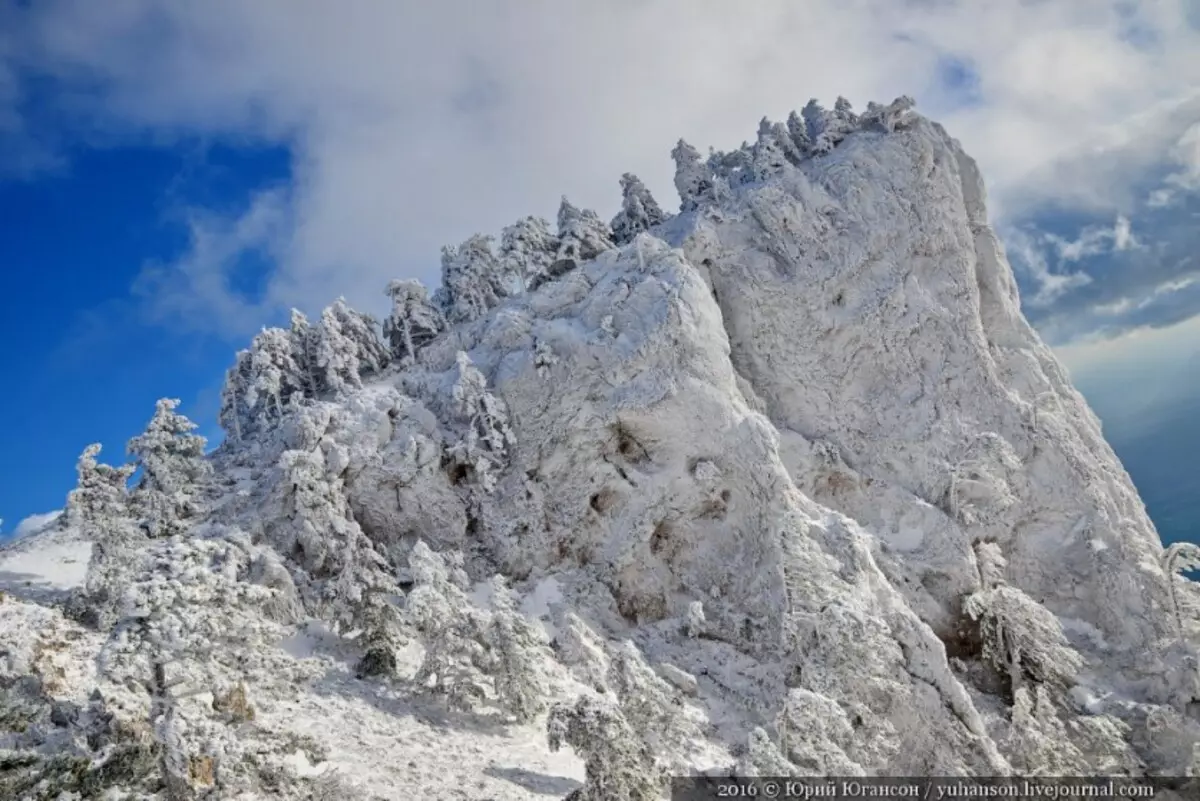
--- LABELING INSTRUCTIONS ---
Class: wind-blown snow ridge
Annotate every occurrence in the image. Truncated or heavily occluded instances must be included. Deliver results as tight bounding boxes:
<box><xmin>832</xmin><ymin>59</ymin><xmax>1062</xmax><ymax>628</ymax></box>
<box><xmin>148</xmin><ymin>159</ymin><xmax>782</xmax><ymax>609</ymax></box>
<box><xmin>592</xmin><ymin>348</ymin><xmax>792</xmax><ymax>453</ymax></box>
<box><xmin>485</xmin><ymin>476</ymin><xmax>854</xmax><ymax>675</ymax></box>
<box><xmin>4</xmin><ymin>96</ymin><xmax>1200</xmax><ymax>800</ymax></box>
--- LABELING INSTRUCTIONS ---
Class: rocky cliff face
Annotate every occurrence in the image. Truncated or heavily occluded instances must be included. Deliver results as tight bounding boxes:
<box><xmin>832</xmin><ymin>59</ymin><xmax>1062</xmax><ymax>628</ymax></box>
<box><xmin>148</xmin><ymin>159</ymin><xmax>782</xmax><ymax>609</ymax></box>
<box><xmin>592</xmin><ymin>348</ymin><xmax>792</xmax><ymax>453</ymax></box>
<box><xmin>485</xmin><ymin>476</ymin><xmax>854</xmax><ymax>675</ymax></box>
<box><xmin>3</xmin><ymin>100</ymin><xmax>1199</xmax><ymax>800</ymax></box>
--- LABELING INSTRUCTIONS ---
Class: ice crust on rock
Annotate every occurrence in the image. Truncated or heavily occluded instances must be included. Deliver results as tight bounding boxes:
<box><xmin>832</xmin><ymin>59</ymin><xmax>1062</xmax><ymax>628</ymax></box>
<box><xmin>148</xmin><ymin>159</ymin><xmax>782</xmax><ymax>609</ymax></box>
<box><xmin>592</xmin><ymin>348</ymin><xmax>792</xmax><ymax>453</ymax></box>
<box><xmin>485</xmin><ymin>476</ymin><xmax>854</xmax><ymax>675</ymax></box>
<box><xmin>3</xmin><ymin>97</ymin><xmax>1200</xmax><ymax>800</ymax></box>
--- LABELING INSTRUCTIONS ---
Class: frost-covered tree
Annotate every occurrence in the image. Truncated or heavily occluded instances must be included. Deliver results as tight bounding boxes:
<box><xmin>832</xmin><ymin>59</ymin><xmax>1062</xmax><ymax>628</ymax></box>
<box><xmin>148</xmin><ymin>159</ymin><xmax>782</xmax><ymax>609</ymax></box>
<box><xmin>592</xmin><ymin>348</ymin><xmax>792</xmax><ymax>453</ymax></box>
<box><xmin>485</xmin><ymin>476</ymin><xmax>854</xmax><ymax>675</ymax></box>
<box><xmin>770</xmin><ymin>120</ymin><xmax>804</xmax><ymax>165</ymax></box>
<box><xmin>736</xmin><ymin>727</ymin><xmax>798</xmax><ymax>778</ymax></box>
<box><xmin>833</xmin><ymin>96</ymin><xmax>859</xmax><ymax>128</ymax></box>
<box><xmin>218</xmin><ymin>349</ymin><xmax>253</xmax><ymax>443</ymax></box>
<box><xmin>219</xmin><ymin>321</ymin><xmax>312</xmax><ymax>441</ymax></box>
<box><xmin>801</xmin><ymin>98</ymin><xmax>858</xmax><ymax>155</ymax></box>
<box><xmin>67</xmin><ymin>444</ymin><xmax>140</xmax><ymax>630</ymax></box>
<box><xmin>312</xmin><ymin>299</ymin><xmax>389</xmax><ymax>395</ymax></box>
<box><xmin>811</xmin><ymin>96</ymin><xmax>860</xmax><ymax>153</ymax></box>
<box><xmin>786</xmin><ymin>109</ymin><xmax>811</xmax><ymax>154</ymax></box>
<box><xmin>529</xmin><ymin>197</ymin><xmax>615</xmax><ymax>290</ymax></box>
<box><xmin>487</xmin><ymin>576</ymin><xmax>552</xmax><ymax>722</ymax></box>
<box><xmin>446</xmin><ymin>351</ymin><xmax>517</xmax><ymax>492</ymax></box>
<box><xmin>606</xmin><ymin>640</ymin><xmax>689</xmax><ymax>756</ymax></box>
<box><xmin>383</xmin><ymin>279</ymin><xmax>445</xmax><ymax>366</ymax></box>
<box><xmin>547</xmin><ymin>694</ymin><xmax>664</xmax><ymax>801</ymax></box>
<box><xmin>271</xmin><ymin>443</ymin><xmax>396</xmax><ymax>635</ymax></box>
<box><xmin>550</xmin><ymin>605</ymin><xmax>610</xmax><ymax>689</ymax></box>
<box><xmin>801</xmin><ymin>99</ymin><xmax>828</xmax><ymax>150</ymax></box>
<box><xmin>963</xmin><ymin>550</ymin><xmax>1084</xmax><ymax>697</ymax></box>
<box><xmin>610</xmin><ymin>173</ymin><xmax>667</xmax><ymax>245</ymax></box>
<box><xmin>860</xmin><ymin>95</ymin><xmax>917</xmax><ymax>133</ymax></box>
<box><xmin>750</xmin><ymin>118</ymin><xmax>790</xmax><ymax>182</ymax></box>
<box><xmin>406</xmin><ymin>542</ymin><xmax>492</xmax><ymax>710</ymax></box>
<box><xmin>249</xmin><ymin>328</ymin><xmax>308</xmax><ymax>417</ymax></box>
<box><xmin>1162</xmin><ymin>542</ymin><xmax>1200</xmax><ymax>640</ymax></box>
<box><xmin>672</xmin><ymin>139</ymin><xmax>716</xmax><ymax>212</ymax></box>
<box><xmin>1003</xmin><ymin>684</ymin><xmax>1136</xmax><ymax>776</ymax></box>
<box><xmin>708</xmin><ymin>144</ymin><xmax>754</xmax><ymax>186</ymax></box>
<box><xmin>436</xmin><ymin>234</ymin><xmax>511</xmax><ymax>323</ymax></box>
<box><xmin>126</xmin><ymin>399</ymin><xmax>210</xmax><ymax>539</ymax></box>
<box><xmin>684</xmin><ymin>601</ymin><xmax>707</xmax><ymax>639</ymax></box>
<box><xmin>67</xmin><ymin>443</ymin><xmax>134</xmax><ymax>535</ymax></box>
<box><xmin>288</xmin><ymin>309</ymin><xmax>320</xmax><ymax>395</ymax></box>
<box><xmin>500</xmin><ymin>216</ymin><xmax>559</xmax><ymax>292</ymax></box>
<box><xmin>355</xmin><ymin>588</ymin><xmax>407</xmax><ymax>679</ymax></box>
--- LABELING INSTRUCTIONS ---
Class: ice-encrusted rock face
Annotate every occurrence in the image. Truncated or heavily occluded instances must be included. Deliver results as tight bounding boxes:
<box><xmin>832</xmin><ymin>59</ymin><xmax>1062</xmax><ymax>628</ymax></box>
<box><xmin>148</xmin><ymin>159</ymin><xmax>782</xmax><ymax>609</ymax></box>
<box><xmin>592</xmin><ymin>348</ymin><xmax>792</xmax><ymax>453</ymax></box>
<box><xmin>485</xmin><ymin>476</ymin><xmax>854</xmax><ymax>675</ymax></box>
<box><xmin>4</xmin><ymin>101</ymin><xmax>1199</xmax><ymax>798</ymax></box>
<box><xmin>668</xmin><ymin>117</ymin><xmax>1174</xmax><ymax>667</ymax></box>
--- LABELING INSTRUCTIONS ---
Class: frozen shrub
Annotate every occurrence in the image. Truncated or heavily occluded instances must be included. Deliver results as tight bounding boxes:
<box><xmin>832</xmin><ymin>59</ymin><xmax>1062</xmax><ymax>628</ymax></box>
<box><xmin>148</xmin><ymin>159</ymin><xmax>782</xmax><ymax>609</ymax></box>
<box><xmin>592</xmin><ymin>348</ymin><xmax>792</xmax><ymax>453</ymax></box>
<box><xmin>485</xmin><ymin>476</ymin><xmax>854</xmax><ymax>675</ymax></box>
<box><xmin>406</xmin><ymin>542</ymin><xmax>491</xmax><ymax>710</ymax></box>
<box><xmin>487</xmin><ymin>576</ymin><xmax>552</xmax><ymax>722</ymax></box>
<box><xmin>547</xmin><ymin>694</ymin><xmax>664</xmax><ymax>801</ymax></box>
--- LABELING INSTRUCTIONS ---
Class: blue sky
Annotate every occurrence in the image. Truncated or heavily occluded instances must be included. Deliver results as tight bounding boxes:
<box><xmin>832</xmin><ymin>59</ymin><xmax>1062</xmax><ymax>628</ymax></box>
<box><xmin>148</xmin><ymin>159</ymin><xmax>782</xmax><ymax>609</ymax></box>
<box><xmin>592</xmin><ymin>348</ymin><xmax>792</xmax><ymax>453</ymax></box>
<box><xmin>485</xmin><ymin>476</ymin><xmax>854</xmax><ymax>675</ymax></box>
<box><xmin>1</xmin><ymin>0</ymin><xmax>1199</xmax><ymax>539</ymax></box>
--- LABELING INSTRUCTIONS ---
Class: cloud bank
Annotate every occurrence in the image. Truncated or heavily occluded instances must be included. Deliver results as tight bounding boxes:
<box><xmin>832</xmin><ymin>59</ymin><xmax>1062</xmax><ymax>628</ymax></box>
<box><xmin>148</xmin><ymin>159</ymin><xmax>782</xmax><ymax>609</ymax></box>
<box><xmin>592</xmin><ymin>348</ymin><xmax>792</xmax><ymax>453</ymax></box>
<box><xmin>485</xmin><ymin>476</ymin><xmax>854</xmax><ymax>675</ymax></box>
<box><xmin>2</xmin><ymin>0</ymin><xmax>1199</xmax><ymax>344</ymax></box>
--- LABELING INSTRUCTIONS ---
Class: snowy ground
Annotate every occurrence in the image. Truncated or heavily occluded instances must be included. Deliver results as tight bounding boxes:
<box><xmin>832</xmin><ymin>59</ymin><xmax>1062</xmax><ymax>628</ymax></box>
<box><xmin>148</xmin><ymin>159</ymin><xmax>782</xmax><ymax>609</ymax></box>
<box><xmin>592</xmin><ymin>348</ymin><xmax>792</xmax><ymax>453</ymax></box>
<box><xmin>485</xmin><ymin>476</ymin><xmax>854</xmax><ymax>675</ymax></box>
<box><xmin>0</xmin><ymin>524</ymin><xmax>90</xmax><ymax>603</ymax></box>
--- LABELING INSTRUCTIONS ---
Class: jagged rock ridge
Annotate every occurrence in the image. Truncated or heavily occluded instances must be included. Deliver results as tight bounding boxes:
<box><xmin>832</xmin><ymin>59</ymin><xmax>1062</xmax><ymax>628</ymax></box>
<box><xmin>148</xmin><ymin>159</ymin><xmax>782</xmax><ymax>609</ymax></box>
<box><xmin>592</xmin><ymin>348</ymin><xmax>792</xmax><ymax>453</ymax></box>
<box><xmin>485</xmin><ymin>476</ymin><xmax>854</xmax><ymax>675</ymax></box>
<box><xmin>3</xmin><ymin>95</ymin><xmax>1200</xmax><ymax>800</ymax></box>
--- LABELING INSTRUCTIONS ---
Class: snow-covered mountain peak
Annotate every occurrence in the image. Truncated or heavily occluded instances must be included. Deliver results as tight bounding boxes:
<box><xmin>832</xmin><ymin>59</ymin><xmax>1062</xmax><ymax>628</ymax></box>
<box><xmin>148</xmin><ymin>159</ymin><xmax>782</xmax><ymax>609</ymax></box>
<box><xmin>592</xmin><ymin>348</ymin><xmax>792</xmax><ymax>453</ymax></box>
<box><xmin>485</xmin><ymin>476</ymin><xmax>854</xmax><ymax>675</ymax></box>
<box><xmin>4</xmin><ymin>97</ymin><xmax>1200</xmax><ymax>799</ymax></box>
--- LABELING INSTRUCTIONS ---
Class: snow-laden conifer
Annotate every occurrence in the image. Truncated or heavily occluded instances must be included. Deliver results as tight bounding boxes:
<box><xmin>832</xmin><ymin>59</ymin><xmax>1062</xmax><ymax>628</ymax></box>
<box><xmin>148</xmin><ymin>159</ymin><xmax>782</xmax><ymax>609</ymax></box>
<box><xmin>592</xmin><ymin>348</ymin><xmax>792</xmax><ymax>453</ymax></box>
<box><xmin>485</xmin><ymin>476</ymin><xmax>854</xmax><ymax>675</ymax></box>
<box><xmin>437</xmin><ymin>234</ymin><xmax>510</xmax><ymax>323</ymax></box>
<box><xmin>313</xmin><ymin>299</ymin><xmax>389</xmax><ymax>395</ymax></box>
<box><xmin>406</xmin><ymin>542</ymin><xmax>492</xmax><ymax>710</ymax></box>
<box><xmin>445</xmin><ymin>351</ymin><xmax>516</xmax><ymax>492</ymax></box>
<box><xmin>606</xmin><ymin>640</ymin><xmax>685</xmax><ymax>748</ymax></box>
<box><xmin>127</xmin><ymin>398</ymin><xmax>211</xmax><ymax>538</ymax></box>
<box><xmin>383</xmin><ymin>279</ymin><xmax>445</xmax><ymax>366</ymax></box>
<box><xmin>487</xmin><ymin>575</ymin><xmax>552</xmax><ymax>722</ymax></box>
<box><xmin>68</xmin><ymin>443</ymin><xmax>140</xmax><ymax>630</ymax></box>
<box><xmin>750</xmin><ymin>118</ymin><xmax>790</xmax><ymax>182</ymax></box>
<box><xmin>963</xmin><ymin>547</ymin><xmax>1084</xmax><ymax>696</ymax></box>
<box><xmin>500</xmin><ymin>215</ymin><xmax>559</xmax><ymax>293</ymax></box>
<box><xmin>527</xmin><ymin>198</ymin><xmax>615</xmax><ymax>290</ymax></box>
<box><xmin>1162</xmin><ymin>542</ymin><xmax>1200</xmax><ymax>640</ymax></box>
<box><xmin>610</xmin><ymin>173</ymin><xmax>667</xmax><ymax>245</ymax></box>
<box><xmin>786</xmin><ymin>109</ymin><xmax>811</xmax><ymax>154</ymax></box>
<box><xmin>671</xmin><ymin>139</ymin><xmax>716</xmax><ymax>212</ymax></box>
<box><xmin>547</xmin><ymin>694</ymin><xmax>664</xmax><ymax>801</ymax></box>
<box><xmin>860</xmin><ymin>95</ymin><xmax>917</xmax><ymax>133</ymax></box>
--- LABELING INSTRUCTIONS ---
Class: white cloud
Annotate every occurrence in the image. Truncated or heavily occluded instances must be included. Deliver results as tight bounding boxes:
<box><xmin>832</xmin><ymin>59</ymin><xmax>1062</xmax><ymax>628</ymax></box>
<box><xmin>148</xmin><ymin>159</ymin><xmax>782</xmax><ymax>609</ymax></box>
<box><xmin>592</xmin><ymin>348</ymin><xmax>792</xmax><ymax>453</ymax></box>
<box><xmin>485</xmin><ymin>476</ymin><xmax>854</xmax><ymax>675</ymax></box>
<box><xmin>3</xmin><ymin>0</ymin><xmax>1200</xmax><ymax>336</ymax></box>
<box><xmin>1003</xmin><ymin>226</ymin><xmax>1094</xmax><ymax>308</ymax></box>
<box><xmin>11</xmin><ymin>510</ymin><xmax>62</xmax><ymax>540</ymax></box>
<box><xmin>1044</xmin><ymin>215</ymin><xmax>1140</xmax><ymax>263</ymax></box>
<box><xmin>1147</xmin><ymin>121</ymin><xmax>1200</xmax><ymax>207</ymax></box>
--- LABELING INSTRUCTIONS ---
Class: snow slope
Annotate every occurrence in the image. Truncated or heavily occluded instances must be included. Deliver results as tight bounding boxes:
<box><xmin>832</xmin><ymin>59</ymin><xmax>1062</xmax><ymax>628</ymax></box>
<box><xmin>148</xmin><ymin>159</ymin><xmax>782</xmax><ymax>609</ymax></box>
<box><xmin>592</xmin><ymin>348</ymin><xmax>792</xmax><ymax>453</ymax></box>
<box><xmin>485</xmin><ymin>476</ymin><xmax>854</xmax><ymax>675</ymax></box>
<box><xmin>3</xmin><ymin>99</ymin><xmax>1200</xmax><ymax>800</ymax></box>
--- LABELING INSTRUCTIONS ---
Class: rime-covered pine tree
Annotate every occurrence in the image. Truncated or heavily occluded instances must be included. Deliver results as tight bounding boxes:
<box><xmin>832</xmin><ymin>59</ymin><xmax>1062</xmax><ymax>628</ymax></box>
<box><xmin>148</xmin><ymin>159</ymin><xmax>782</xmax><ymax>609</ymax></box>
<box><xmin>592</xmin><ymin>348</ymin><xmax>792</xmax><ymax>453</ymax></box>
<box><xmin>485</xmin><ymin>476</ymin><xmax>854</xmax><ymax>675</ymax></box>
<box><xmin>750</xmin><ymin>118</ymin><xmax>790</xmax><ymax>182</ymax></box>
<box><xmin>528</xmin><ymin>198</ymin><xmax>615</xmax><ymax>291</ymax></box>
<box><xmin>355</xmin><ymin>587</ymin><xmax>407</xmax><ymax>679</ymax></box>
<box><xmin>218</xmin><ymin>349</ymin><xmax>253</xmax><ymax>443</ymax></box>
<box><xmin>289</xmin><ymin>309</ymin><xmax>319</xmax><ymax>394</ymax></box>
<box><xmin>736</xmin><ymin>727</ymin><xmax>798</xmax><ymax>778</ymax></box>
<box><xmin>547</xmin><ymin>694</ymin><xmax>664</xmax><ymax>801</ymax></box>
<box><xmin>963</xmin><ymin>546</ymin><xmax>1084</xmax><ymax>696</ymax></box>
<box><xmin>383</xmin><ymin>279</ymin><xmax>445</xmax><ymax>365</ymax></box>
<box><xmin>219</xmin><ymin>322</ymin><xmax>311</xmax><ymax>440</ymax></box>
<box><xmin>860</xmin><ymin>95</ymin><xmax>917</xmax><ymax>133</ymax></box>
<box><xmin>606</xmin><ymin>640</ymin><xmax>688</xmax><ymax>755</ymax></box>
<box><xmin>610</xmin><ymin>173</ymin><xmax>667</xmax><ymax>245</ymax></box>
<box><xmin>802</xmin><ymin>99</ymin><xmax>830</xmax><ymax>153</ymax></box>
<box><xmin>312</xmin><ymin>299</ymin><xmax>389</xmax><ymax>395</ymax></box>
<box><xmin>436</xmin><ymin>234</ymin><xmax>510</xmax><ymax>324</ymax></box>
<box><xmin>126</xmin><ymin>398</ymin><xmax>211</xmax><ymax>538</ymax></box>
<box><xmin>68</xmin><ymin>444</ymin><xmax>139</xmax><ymax>630</ymax></box>
<box><xmin>487</xmin><ymin>576</ymin><xmax>551</xmax><ymax>723</ymax></box>
<box><xmin>500</xmin><ymin>215</ymin><xmax>560</xmax><ymax>292</ymax></box>
<box><xmin>708</xmin><ymin>144</ymin><xmax>754</xmax><ymax>186</ymax></box>
<box><xmin>406</xmin><ymin>542</ymin><xmax>492</xmax><ymax>710</ymax></box>
<box><xmin>786</xmin><ymin>109</ymin><xmax>811</xmax><ymax>154</ymax></box>
<box><xmin>446</xmin><ymin>351</ymin><xmax>517</xmax><ymax>492</ymax></box>
<box><xmin>672</xmin><ymin>139</ymin><xmax>716</xmax><ymax>212</ymax></box>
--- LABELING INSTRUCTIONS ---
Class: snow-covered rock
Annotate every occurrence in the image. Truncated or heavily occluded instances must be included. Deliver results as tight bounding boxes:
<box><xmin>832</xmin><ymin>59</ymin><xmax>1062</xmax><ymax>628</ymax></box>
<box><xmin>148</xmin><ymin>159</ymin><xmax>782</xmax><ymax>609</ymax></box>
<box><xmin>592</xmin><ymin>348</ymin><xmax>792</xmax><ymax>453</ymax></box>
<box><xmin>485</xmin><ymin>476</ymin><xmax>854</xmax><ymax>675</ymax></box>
<box><xmin>4</xmin><ymin>97</ymin><xmax>1199</xmax><ymax>799</ymax></box>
